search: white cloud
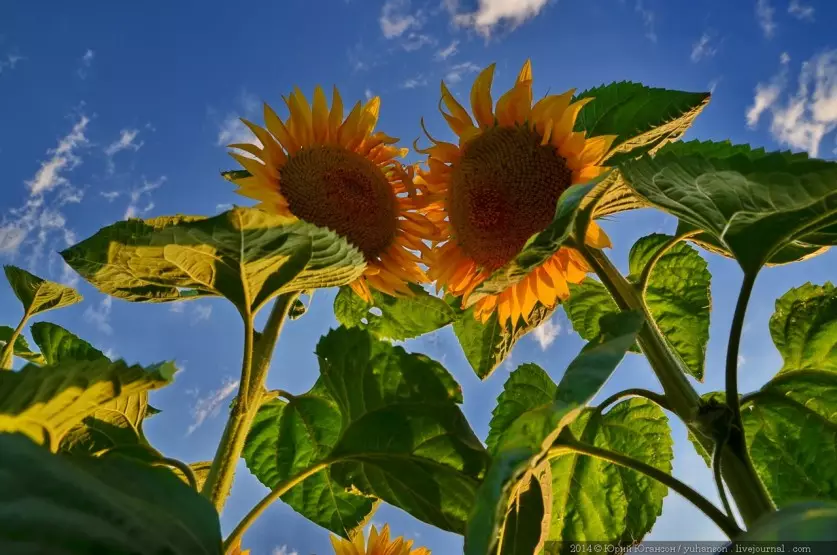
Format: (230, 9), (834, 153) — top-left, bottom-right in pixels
(0, 51), (24, 74)
(788, 0), (814, 21)
(191, 304), (213, 324)
(105, 129), (143, 157)
(100, 191), (121, 202)
(169, 303), (186, 314)
(635, 0), (657, 43)
(84, 297), (113, 335)
(756, 0), (776, 38)
(215, 91), (261, 148)
(445, 62), (481, 84)
(272, 547), (299, 555)
(27, 116), (90, 196)
(402, 33), (435, 52)
(532, 316), (561, 351)
(78, 49), (94, 79)
(690, 32), (717, 63)
(380, 0), (422, 38)
(364, 88), (374, 100)
(435, 40), (459, 61)
(781, 51), (791, 65)
(708, 78), (721, 95)
(452, 0), (550, 36)
(747, 49), (837, 157)
(187, 376), (240, 435)
(401, 75), (428, 89)
(124, 176), (164, 219)
(738, 354), (747, 367)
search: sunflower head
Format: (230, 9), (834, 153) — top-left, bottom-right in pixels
(330, 525), (430, 555)
(416, 60), (615, 327)
(227, 86), (440, 302)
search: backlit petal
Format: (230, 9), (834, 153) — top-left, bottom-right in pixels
(470, 63), (496, 127)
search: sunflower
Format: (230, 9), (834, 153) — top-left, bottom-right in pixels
(226, 86), (438, 302)
(330, 525), (430, 555)
(416, 60), (615, 326)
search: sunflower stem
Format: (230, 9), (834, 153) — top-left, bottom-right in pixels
(201, 293), (300, 513)
(0, 312), (30, 370)
(576, 244), (773, 529)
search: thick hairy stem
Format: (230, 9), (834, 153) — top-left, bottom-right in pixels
(552, 436), (742, 539)
(0, 314), (29, 370)
(597, 388), (672, 413)
(575, 243), (773, 528)
(223, 460), (331, 553)
(201, 293), (299, 513)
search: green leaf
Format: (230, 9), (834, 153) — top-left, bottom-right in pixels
(0, 434), (222, 554)
(243, 390), (374, 538)
(545, 399), (672, 550)
(3, 265), (82, 317)
(0, 325), (45, 365)
(31, 322), (107, 365)
(627, 234), (711, 380)
(333, 283), (455, 341)
(769, 282), (837, 374)
(730, 501), (837, 541)
(454, 300), (557, 380)
(744, 370), (837, 506)
(0, 359), (177, 449)
(498, 463), (550, 555)
(563, 280), (623, 343)
(61, 207), (366, 313)
(619, 140), (837, 274)
(467, 180), (604, 306)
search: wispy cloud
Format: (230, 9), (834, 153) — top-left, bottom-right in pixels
(364, 88), (374, 100)
(187, 376), (239, 435)
(272, 547), (299, 555)
(746, 49), (837, 157)
(27, 116), (90, 196)
(84, 297), (113, 335)
(690, 32), (718, 63)
(450, 0), (550, 36)
(0, 51), (24, 75)
(77, 49), (95, 79)
(124, 176), (165, 219)
(532, 316), (561, 351)
(105, 129), (143, 157)
(445, 62), (481, 84)
(100, 191), (121, 202)
(401, 75), (428, 89)
(435, 40), (459, 61)
(635, 0), (657, 43)
(215, 91), (261, 148)
(380, 0), (423, 38)
(402, 33), (435, 51)
(191, 304), (213, 324)
(756, 0), (776, 38)
(788, 0), (814, 21)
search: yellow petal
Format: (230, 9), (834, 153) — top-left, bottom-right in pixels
(229, 152), (271, 180)
(495, 83), (532, 127)
(286, 88), (313, 146)
(531, 89), (575, 133)
(356, 96), (381, 141)
(338, 101), (363, 147)
(263, 103), (300, 153)
(558, 132), (586, 160)
(419, 141), (461, 164)
(441, 80), (474, 129)
(584, 221), (612, 249)
(329, 86), (344, 139)
(312, 85), (329, 144)
(240, 119), (286, 166)
(572, 134), (617, 169)
(516, 59), (533, 85)
(519, 276), (538, 317)
(228, 143), (264, 160)
(572, 165), (607, 184)
(470, 63), (496, 127)
(552, 97), (593, 146)
(497, 292), (512, 325)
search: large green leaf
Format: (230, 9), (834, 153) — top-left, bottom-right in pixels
(619, 140), (837, 273)
(744, 370), (837, 505)
(769, 283), (837, 374)
(61, 207), (366, 313)
(0, 325), (44, 365)
(545, 399), (672, 551)
(3, 265), (82, 317)
(730, 501), (837, 542)
(563, 281), (622, 343)
(467, 180), (603, 306)
(0, 433), (222, 554)
(453, 299), (556, 380)
(466, 311), (644, 555)
(333, 284), (455, 341)
(627, 234), (711, 380)
(243, 390), (374, 538)
(498, 463), (550, 555)
(0, 359), (177, 449)
(31, 322), (107, 365)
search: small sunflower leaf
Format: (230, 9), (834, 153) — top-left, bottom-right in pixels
(0, 325), (45, 365)
(619, 140), (837, 274)
(466, 312), (643, 554)
(30, 321), (107, 365)
(60, 207), (366, 314)
(3, 265), (82, 317)
(545, 399), (672, 550)
(243, 387), (375, 538)
(563, 280), (624, 342)
(729, 501), (837, 542)
(769, 282), (837, 374)
(453, 299), (557, 380)
(467, 180), (604, 306)
(0, 358), (177, 449)
(0, 434), (222, 554)
(333, 283), (456, 341)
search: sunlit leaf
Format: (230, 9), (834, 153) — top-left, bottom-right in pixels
(3, 265), (82, 317)
(0, 359), (177, 449)
(729, 501), (837, 542)
(498, 462), (550, 555)
(61, 207), (366, 313)
(563, 281), (623, 344)
(0, 325), (44, 365)
(31, 322), (106, 365)
(619, 140), (837, 273)
(0, 434), (222, 554)
(769, 282), (837, 374)
(333, 284), (455, 341)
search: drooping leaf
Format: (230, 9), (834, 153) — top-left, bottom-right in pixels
(627, 234), (711, 380)
(0, 325), (44, 365)
(3, 265), (82, 317)
(467, 180), (605, 306)
(0, 433), (222, 554)
(618, 140), (837, 273)
(729, 501), (837, 542)
(243, 390), (374, 538)
(453, 299), (557, 380)
(333, 283), (455, 341)
(545, 399), (672, 551)
(61, 207), (366, 313)
(0, 359), (177, 449)
(769, 282), (837, 374)
(30, 322), (107, 365)
(498, 463), (550, 555)
(744, 370), (837, 506)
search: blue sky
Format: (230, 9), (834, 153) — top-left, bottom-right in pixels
(2, 0), (837, 553)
